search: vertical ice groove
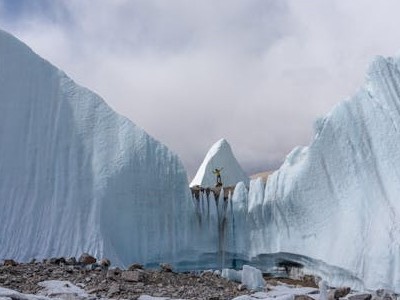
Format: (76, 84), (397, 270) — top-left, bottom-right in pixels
(0, 29), (193, 267)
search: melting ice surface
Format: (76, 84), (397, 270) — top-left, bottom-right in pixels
(0, 29), (193, 267)
(2, 29), (400, 292)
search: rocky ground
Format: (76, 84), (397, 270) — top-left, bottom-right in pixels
(0, 256), (397, 300)
(0, 256), (265, 300)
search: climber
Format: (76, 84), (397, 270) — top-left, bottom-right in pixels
(212, 168), (223, 187)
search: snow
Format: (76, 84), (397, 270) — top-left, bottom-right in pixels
(0, 287), (48, 300)
(190, 139), (249, 187)
(232, 293), (295, 300)
(37, 281), (88, 299)
(0, 28), (192, 267)
(0, 285), (186, 300)
(232, 283), (321, 300)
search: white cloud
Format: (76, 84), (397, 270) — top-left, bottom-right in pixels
(1, 0), (400, 176)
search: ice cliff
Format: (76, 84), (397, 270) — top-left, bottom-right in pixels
(190, 139), (249, 187)
(259, 56), (400, 291)
(0, 29), (192, 266)
(200, 55), (400, 292)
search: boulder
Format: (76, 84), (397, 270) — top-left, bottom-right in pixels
(65, 257), (77, 265)
(106, 268), (121, 280)
(3, 259), (17, 266)
(333, 287), (351, 299)
(121, 270), (145, 282)
(128, 263), (144, 270)
(99, 258), (111, 268)
(348, 293), (372, 300)
(79, 253), (96, 265)
(160, 263), (173, 272)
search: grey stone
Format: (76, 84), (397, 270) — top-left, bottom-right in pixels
(65, 257), (77, 265)
(99, 258), (111, 268)
(160, 263), (173, 272)
(121, 270), (145, 282)
(3, 260), (17, 267)
(334, 287), (351, 298)
(348, 293), (373, 300)
(107, 283), (120, 297)
(128, 263), (144, 270)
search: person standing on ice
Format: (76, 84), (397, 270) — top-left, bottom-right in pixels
(213, 168), (223, 187)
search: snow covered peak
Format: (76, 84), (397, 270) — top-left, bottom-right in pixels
(190, 139), (249, 187)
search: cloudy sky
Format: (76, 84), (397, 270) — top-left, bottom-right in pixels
(1, 0), (400, 177)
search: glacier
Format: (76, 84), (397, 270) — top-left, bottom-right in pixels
(0, 28), (193, 266)
(189, 55), (400, 292)
(258, 56), (400, 291)
(3, 27), (400, 293)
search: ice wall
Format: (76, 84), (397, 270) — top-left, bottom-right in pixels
(0, 29), (193, 266)
(260, 56), (400, 292)
(202, 56), (400, 292)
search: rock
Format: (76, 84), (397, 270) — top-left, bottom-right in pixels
(88, 286), (105, 294)
(65, 257), (77, 265)
(48, 257), (61, 265)
(334, 287), (351, 298)
(128, 263), (144, 270)
(375, 289), (397, 300)
(78, 253), (96, 265)
(121, 270), (145, 282)
(160, 263), (173, 272)
(3, 260), (17, 266)
(348, 293), (373, 300)
(106, 268), (121, 280)
(99, 258), (111, 268)
(237, 284), (247, 291)
(328, 290), (337, 300)
(107, 283), (120, 297)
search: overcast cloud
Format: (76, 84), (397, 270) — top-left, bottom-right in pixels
(1, 0), (400, 177)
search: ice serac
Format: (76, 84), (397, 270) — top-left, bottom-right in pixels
(0, 29), (192, 266)
(237, 55), (400, 291)
(190, 139), (249, 187)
